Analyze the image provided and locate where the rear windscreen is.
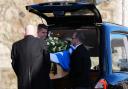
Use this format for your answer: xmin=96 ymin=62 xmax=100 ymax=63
xmin=43 ymin=8 xmax=94 ymax=17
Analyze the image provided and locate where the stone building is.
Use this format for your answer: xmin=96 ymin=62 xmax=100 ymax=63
xmin=0 ymin=0 xmax=128 ymax=89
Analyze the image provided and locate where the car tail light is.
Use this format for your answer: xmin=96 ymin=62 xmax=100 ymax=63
xmin=95 ymin=79 xmax=108 ymax=89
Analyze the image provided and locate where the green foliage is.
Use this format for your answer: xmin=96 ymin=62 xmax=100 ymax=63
xmin=47 ymin=36 xmax=68 ymax=53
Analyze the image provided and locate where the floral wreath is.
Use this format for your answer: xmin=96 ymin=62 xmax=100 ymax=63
xmin=46 ymin=36 xmax=68 ymax=53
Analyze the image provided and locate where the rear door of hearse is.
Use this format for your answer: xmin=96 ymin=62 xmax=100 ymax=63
xmin=26 ymin=2 xmax=102 ymax=26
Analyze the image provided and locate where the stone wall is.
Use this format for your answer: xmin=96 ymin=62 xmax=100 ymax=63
xmin=0 ymin=0 xmax=43 ymax=89
xmin=97 ymin=0 xmax=128 ymax=26
xmin=0 ymin=0 xmax=128 ymax=89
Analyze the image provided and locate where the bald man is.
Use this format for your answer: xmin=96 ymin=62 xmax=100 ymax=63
xmin=11 ymin=25 xmax=51 ymax=89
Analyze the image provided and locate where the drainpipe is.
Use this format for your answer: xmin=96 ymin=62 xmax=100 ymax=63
xmin=122 ymin=0 xmax=125 ymax=25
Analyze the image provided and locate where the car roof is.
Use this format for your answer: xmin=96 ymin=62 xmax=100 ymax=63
xmin=102 ymin=22 xmax=128 ymax=33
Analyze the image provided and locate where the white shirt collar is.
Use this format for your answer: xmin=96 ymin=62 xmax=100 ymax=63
xmin=71 ymin=43 xmax=82 ymax=50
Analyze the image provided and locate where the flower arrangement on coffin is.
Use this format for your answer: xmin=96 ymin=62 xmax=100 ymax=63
xmin=47 ymin=36 xmax=68 ymax=53
xmin=46 ymin=36 xmax=69 ymax=75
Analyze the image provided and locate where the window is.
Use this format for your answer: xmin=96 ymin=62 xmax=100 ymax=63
xmin=111 ymin=33 xmax=128 ymax=72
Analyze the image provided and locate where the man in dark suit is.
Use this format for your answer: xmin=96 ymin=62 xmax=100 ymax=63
xmin=11 ymin=25 xmax=51 ymax=89
xmin=69 ymin=32 xmax=91 ymax=89
xmin=37 ymin=24 xmax=49 ymax=51
xmin=37 ymin=24 xmax=48 ymax=40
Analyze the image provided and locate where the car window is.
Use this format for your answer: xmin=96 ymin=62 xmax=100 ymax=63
xmin=43 ymin=8 xmax=94 ymax=17
xmin=111 ymin=33 xmax=128 ymax=72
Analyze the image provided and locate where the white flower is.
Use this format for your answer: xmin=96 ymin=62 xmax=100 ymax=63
xmin=58 ymin=47 xmax=61 ymax=51
xmin=54 ymin=37 xmax=58 ymax=40
xmin=47 ymin=42 xmax=50 ymax=45
xmin=49 ymin=37 xmax=53 ymax=40
xmin=47 ymin=36 xmax=68 ymax=53
xmin=51 ymin=41 xmax=55 ymax=45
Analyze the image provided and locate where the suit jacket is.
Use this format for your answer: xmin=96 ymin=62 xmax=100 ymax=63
xmin=69 ymin=44 xmax=91 ymax=88
xmin=11 ymin=35 xmax=51 ymax=89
